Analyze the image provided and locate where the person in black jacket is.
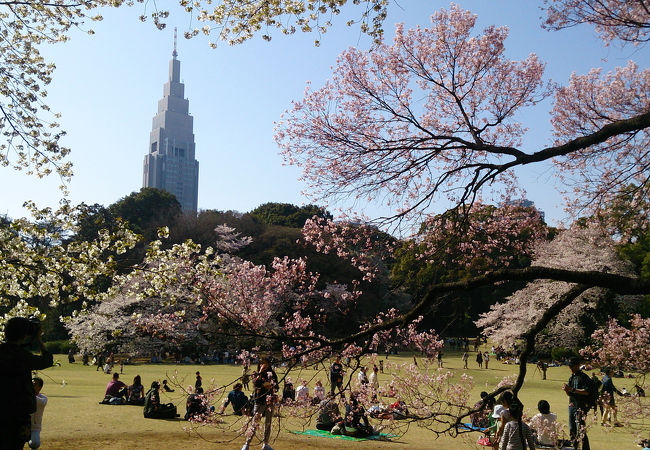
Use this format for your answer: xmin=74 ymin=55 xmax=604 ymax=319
xmin=185 ymin=387 xmax=212 ymax=420
xmin=563 ymin=356 xmax=592 ymax=450
xmin=329 ymin=355 xmax=344 ymax=395
xmin=0 ymin=317 xmax=53 ymax=450
xmin=144 ymin=381 xmax=177 ymax=419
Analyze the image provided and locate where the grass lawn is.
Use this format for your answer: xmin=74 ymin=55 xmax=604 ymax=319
xmin=38 ymin=352 xmax=647 ymax=449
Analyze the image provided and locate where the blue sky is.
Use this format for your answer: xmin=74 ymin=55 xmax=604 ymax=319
xmin=1 ymin=1 xmax=647 ymax=228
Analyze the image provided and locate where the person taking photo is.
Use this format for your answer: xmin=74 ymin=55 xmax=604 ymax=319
xmin=0 ymin=317 xmax=53 ymax=450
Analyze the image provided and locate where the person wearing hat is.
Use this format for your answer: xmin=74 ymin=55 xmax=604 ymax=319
xmin=563 ymin=356 xmax=592 ymax=450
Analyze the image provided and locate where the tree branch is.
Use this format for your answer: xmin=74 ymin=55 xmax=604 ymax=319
xmin=515 ymin=110 xmax=650 ymax=166
xmin=513 ymin=284 xmax=589 ymax=394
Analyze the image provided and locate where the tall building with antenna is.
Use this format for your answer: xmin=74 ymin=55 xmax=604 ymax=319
xmin=143 ymin=28 xmax=199 ymax=213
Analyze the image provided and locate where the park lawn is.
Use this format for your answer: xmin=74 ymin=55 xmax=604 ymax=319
xmin=38 ymin=353 xmax=647 ymax=449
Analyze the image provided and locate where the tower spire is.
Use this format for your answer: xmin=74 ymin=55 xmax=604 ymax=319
xmin=172 ymin=27 xmax=177 ymax=59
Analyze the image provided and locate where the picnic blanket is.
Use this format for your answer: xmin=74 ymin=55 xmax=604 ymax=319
xmin=459 ymin=423 xmax=489 ymax=432
xmin=290 ymin=429 xmax=397 ymax=442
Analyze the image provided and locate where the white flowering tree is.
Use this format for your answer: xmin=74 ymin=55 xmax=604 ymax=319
xmin=0 ymin=202 xmax=139 ymax=332
xmin=476 ymin=224 xmax=639 ymax=351
xmin=65 ymin=225 xmax=250 ymax=355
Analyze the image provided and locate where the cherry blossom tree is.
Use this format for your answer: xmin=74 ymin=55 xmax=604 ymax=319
xmin=64 ymin=276 xmax=207 ymax=356
xmin=276 ymin=4 xmax=650 ymax=230
xmin=543 ymin=0 xmax=650 ymax=44
xmin=65 ymin=225 xmax=250 ymax=353
xmin=272 ymin=3 xmax=650 ymax=438
xmin=416 ymin=202 xmax=549 ymax=270
xmin=476 ymin=224 xmax=639 ymax=351
xmin=581 ymin=314 xmax=650 ymax=424
xmin=582 ymin=314 xmax=650 ymax=374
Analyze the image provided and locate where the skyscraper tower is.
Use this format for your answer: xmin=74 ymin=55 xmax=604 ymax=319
xmin=143 ymin=29 xmax=199 ymax=213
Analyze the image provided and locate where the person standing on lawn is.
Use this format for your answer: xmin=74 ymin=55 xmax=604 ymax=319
xmin=600 ymin=368 xmax=624 ymax=427
xmin=242 ymin=358 xmax=278 ymax=450
xmin=28 ymin=377 xmax=47 ymax=449
xmin=563 ymin=356 xmax=592 ymax=450
xmin=330 ymin=355 xmax=344 ymax=395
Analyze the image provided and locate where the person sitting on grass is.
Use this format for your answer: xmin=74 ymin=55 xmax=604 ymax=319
xmin=295 ymin=379 xmax=310 ymax=404
xmin=127 ymin=375 xmax=145 ymax=405
xmin=471 ymin=391 xmax=494 ymax=429
xmin=282 ymin=378 xmax=295 ymax=404
xmin=219 ymin=383 xmax=249 ymax=416
xmin=528 ymin=399 xmax=557 ymax=448
xmin=143 ymin=381 xmax=178 ymax=419
xmin=388 ymin=398 xmax=409 ymax=420
xmin=343 ymin=391 xmax=374 ymax=437
xmin=313 ymin=379 xmax=325 ymax=404
xmin=316 ymin=393 xmax=343 ymax=431
xmin=185 ymin=387 xmax=214 ymax=420
xmin=635 ymin=384 xmax=646 ymax=397
xmin=103 ymin=373 xmax=127 ymax=404
xmin=162 ymin=379 xmax=174 ymax=392
xmin=499 ymin=401 xmax=535 ymax=450
xmin=367 ymin=398 xmax=391 ymax=420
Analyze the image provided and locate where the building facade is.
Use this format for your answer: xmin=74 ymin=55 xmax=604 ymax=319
xmin=142 ymin=44 xmax=199 ymax=213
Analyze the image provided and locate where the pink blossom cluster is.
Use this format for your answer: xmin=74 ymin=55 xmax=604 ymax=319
xmin=476 ymin=224 xmax=637 ymax=349
xmin=302 ymin=216 xmax=387 ymax=281
xmin=585 ymin=330 xmax=648 ymax=428
xmin=418 ymin=202 xmax=548 ymax=269
xmin=551 ymin=61 xmax=650 ymax=225
xmin=543 ymin=0 xmax=650 ymax=44
xmin=135 ymin=313 xmax=185 ymax=342
xmin=276 ymin=5 xmax=550 ymax=223
xmin=581 ymin=314 xmax=650 ymax=374
xmin=197 ymin=256 xmax=320 ymax=333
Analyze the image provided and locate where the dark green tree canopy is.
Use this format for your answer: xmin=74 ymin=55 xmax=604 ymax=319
xmin=109 ymin=188 xmax=182 ymax=237
xmin=249 ymin=202 xmax=332 ymax=228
